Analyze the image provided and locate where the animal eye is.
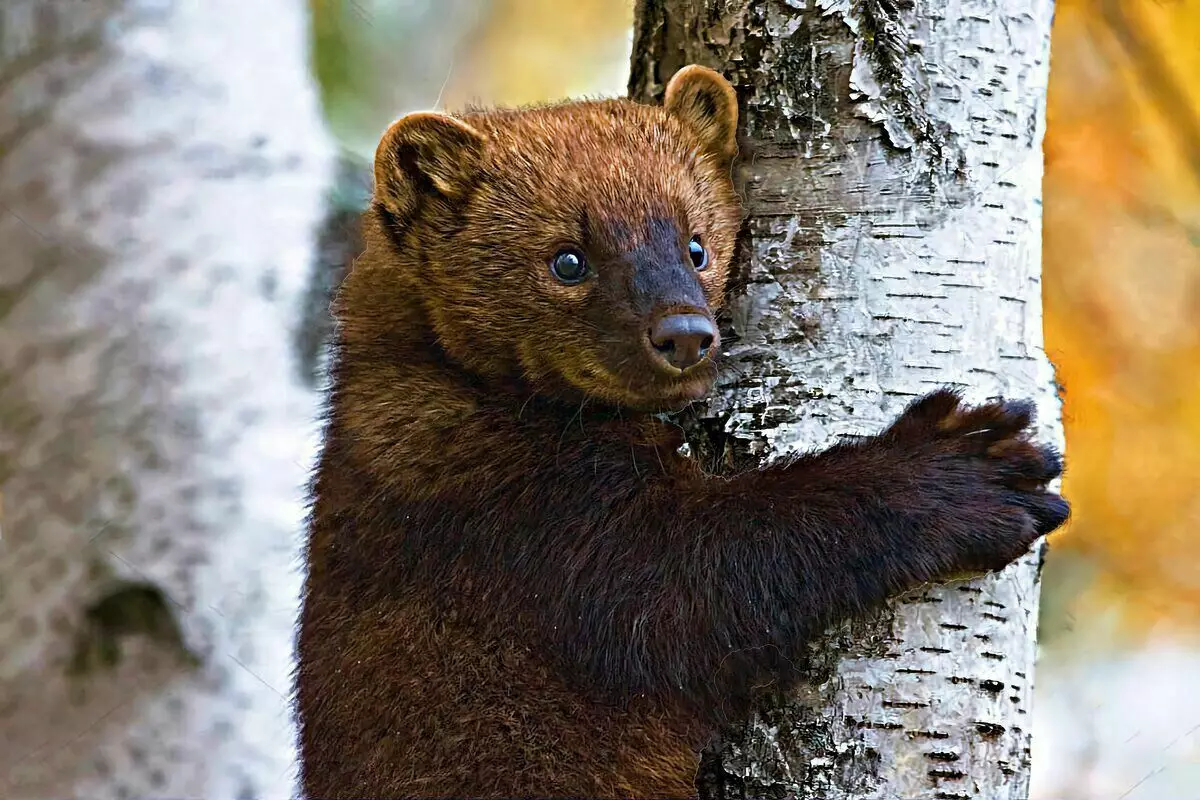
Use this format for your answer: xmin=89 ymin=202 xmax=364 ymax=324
xmin=688 ymin=235 xmax=709 ymax=271
xmin=549 ymin=248 xmax=589 ymax=284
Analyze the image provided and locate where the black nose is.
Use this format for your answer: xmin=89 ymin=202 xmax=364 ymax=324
xmin=648 ymin=314 xmax=716 ymax=371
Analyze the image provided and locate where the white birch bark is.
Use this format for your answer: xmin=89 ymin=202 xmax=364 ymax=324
xmin=0 ymin=1 xmax=332 ymax=798
xmin=630 ymin=1 xmax=1062 ymax=797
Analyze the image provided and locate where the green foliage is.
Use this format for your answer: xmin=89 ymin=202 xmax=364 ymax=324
xmin=308 ymin=0 xmax=481 ymax=157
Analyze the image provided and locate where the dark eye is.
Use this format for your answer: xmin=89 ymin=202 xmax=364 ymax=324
xmin=688 ymin=235 xmax=709 ymax=271
xmin=550 ymin=248 xmax=589 ymax=284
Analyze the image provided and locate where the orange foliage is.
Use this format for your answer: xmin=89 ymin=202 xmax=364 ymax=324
xmin=438 ymin=0 xmax=632 ymax=110
xmin=1044 ymin=0 xmax=1200 ymax=627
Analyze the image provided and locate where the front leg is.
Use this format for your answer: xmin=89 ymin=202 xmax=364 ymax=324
xmin=527 ymin=390 xmax=1069 ymax=721
xmin=312 ymin=385 xmax=1068 ymax=730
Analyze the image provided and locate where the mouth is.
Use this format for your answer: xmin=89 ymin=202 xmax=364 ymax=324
xmin=551 ymin=362 xmax=714 ymax=412
xmin=613 ymin=360 xmax=719 ymax=411
xmin=519 ymin=341 xmax=718 ymax=412
xmin=647 ymin=383 xmax=713 ymax=412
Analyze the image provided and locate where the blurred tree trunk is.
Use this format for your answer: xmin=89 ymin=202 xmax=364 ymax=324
xmin=0 ymin=1 xmax=331 ymax=798
xmin=630 ymin=1 xmax=1062 ymax=798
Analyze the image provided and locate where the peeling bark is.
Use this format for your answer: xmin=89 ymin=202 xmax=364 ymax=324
xmin=0 ymin=1 xmax=332 ymax=797
xmin=631 ymin=1 xmax=1061 ymax=797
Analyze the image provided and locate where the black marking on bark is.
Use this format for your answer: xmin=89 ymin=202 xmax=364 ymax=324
xmin=844 ymin=0 xmax=965 ymax=192
xmin=883 ymin=699 xmax=929 ymax=709
xmin=857 ymin=719 xmax=905 ymax=730
xmin=627 ymin=0 xmax=668 ymax=102
xmin=974 ymin=721 xmax=1007 ymax=737
xmin=700 ymin=713 xmax=885 ymax=800
xmin=698 ymin=613 xmax=895 ymax=799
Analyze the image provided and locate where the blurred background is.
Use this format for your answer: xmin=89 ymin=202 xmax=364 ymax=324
xmin=0 ymin=0 xmax=1196 ymax=797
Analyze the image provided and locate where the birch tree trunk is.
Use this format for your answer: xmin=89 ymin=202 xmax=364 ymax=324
xmin=630 ymin=1 xmax=1062 ymax=797
xmin=0 ymin=1 xmax=331 ymax=798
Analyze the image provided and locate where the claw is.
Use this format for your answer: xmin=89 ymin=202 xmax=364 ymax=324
xmin=884 ymin=388 xmax=964 ymax=439
xmin=940 ymin=398 xmax=1035 ymax=450
xmin=988 ymin=441 xmax=1064 ymax=486
xmin=1012 ymin=492 xmax=1071 ymax=535
xmin=1004 ymin=399 xmax=1038 ymax=426
xmin=1038 ymin=446 xmax=1064 ymax=483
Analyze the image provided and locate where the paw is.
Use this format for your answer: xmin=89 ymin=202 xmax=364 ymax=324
xmin=884 ymin=389 xmax=1071 ymax=575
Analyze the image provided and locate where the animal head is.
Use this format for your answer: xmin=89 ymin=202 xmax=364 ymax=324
xmin=347 ymin=65 xmax=743 ymax=411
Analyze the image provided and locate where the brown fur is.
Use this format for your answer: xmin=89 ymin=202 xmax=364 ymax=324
xmin=295 ymin=66 xmax=1069 ymax=799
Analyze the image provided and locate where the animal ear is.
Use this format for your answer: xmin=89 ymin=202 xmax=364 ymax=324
xmin=663 ymin=65 xmax=739 ymax=164
xmin=373 ymin=111 xmax=485 ymax=224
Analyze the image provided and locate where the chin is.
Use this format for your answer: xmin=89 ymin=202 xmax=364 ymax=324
xmin=611 ymin=368 xmax=718 ymax=413
xmin=544 ymin=356 xmax=718 ymax=413
xmin=651 ymin=381 xmax=714 ymax=412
